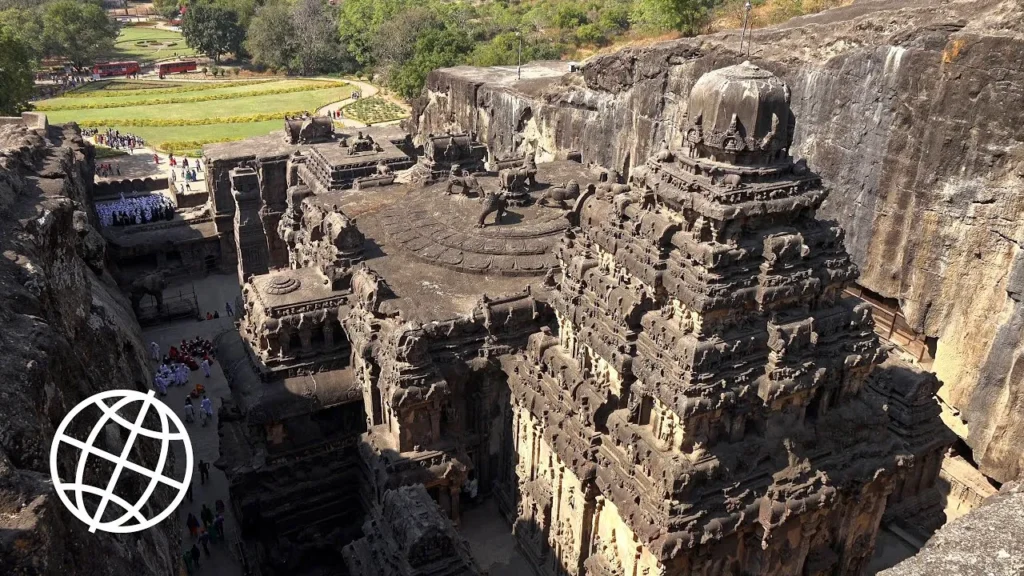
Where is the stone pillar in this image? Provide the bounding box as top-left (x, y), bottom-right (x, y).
top-left (258, 156), bottom-right (290, 269)
top-left (449, 486), bottom-right (461, 526)
top-left (231, 167), bottom-right (270, 285)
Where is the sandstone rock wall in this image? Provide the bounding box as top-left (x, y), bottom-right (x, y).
top-left (410, 0), bottom-right (1024, 483)
top-left (0, 119), bottom-right (179, 575)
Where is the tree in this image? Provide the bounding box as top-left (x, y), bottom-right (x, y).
top-left (0, 28), bottom-right (34, 115)
top-left (246, 2), bottom-right (295, 71)
top-left (468, 32), bottom-right (562, 68)
top-left (291, 0), bottom-right (341, 76)
top-left (630, 0), bottom-right (716, 35)
top-left (41, 0), bottom-right (118, 67)
top-left (369, 6), bottom-right (440, 84)
top-left (337, 0), bottom-right (414, 69)
top-left (389, 26), bottom-right (473, 99)
top-left (182, 3), bottom-right (244, 63)
top-left (0, 7), bottom-right (45, 55)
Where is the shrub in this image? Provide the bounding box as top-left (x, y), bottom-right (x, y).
top-left (62, 79), bottom-right (274, 99)
top-left (75, 109), bottom-right (315, 127)
top-left (341, 96), bottom-right (407, 124)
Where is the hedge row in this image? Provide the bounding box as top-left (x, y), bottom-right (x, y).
top-left (76, 110), bottom-right (311, 128)
top-left (38, 81), bottom-right (348, 111)
top-left (157, 137), bottom-right (247, 155)
top-left (63, 79), bottom-right (275, 99)
top-left (342, 97), bottom-right (408, 125)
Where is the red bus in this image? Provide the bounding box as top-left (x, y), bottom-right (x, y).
top-left (93, 61), bottom-right (140, 77)
top-left (158, 60), bottom-right (197, 79)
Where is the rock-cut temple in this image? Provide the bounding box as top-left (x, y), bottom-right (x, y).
top-left (186, 62), bottom-right (953, 576)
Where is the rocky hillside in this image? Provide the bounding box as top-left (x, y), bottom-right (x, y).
top-left (410, 0), bottom-right (1024, 484)
top-left (0, 116), bottom-right (178, 575)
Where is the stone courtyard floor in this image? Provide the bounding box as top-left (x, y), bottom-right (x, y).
top-left (143, 274), bottom-right (243, 576)
top-left (460, 498), bottom-right (533, 576)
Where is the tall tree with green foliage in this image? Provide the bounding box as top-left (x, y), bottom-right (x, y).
top-left (291, 0), bottom-right (341, 76)
top-left (468, 32), bottom-right (563, 67)
top-left (337, 0), bottom-right (414, 69)
top-left (245, 1), bottom-right (294, 71)
top-left (369, 6), bottom-right (440, 84)
top-left (41, 0), bottom-right (118, 67)
top-left (0, 7), bottom-right (45, 55)
top-left (630, 0), bottom-right (716, 35)
top-left (389, 26), bottom-right (473, 99)
top-left (0, 28), bottom-right (34, 115)
top-left (182, 3), bottom-right (244, 63)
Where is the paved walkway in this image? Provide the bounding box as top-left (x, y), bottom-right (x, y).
top-left (460, 498), bottom-right (532, 576)
top-left (143, 274), bottom-right (242, 576)
top-left (91, 139), bottom-right (208, 195)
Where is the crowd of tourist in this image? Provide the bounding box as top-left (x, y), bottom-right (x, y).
top-left (183, 496), bottom-right (226, 573)
top-left (82, 128), bottom-right (145, 152)
top-left (95, 193), bottom-right (175, 227)
top-left (96, 163), bottom-right (121, 177)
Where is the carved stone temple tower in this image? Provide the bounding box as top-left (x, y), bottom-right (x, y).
top-left (505, 62), bottom-right (909, 576)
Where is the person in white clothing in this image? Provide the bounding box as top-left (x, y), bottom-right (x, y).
top-left (200, 395), bottom-right (213, 419)
top-left (150, 341), bottom-right (160, 361)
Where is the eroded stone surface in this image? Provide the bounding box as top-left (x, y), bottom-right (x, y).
top-left (880, 482), bottom-right (1024, 576)
top-left (0, 119), bottom-right (179, 575)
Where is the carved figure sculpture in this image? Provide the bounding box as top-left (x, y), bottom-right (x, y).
top-left (538, 180), bottom-right (580, 208)
top-left (376, 161), bottom-right (393, 176)
top-left (128, 271), bottom-right (167, 314)
top-left (446, 169), bottom-right (483, 197)
top-left (477, 190), bottom-right (507, 227)
top-left (348, 132), bottom-right (378, 154)
top-left (499, 153), bottom-right (538, 190)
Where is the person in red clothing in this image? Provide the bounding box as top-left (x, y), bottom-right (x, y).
top-left (186, 513), bottom-right (200, 537)
top-left (153, 153), bottom-right (159, 164)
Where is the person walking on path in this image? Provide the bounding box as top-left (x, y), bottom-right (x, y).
top-left (186, 513), bottom-right (200, 537)
top-left (198, 527), bottom-right (211, 555)
top-left (190, 544), bottom-right (201, 569)
top-left (153, 153), bottom-right (159, 165)
top-left (200, 358), bottom-right (211, 378)
top-left (201, 395), bottom-right (214, 423)
top-left (150, 341), bottom-right (160, 361)
top-left (200, 503), bottom-right (214, 529)
top-left (199, 460), bottom-right (210, 485)
top-left (186, 480), bottom-right (193, 503)
top-left (213, 512), bottom-right (225, 541)
top-left (184, 397), bottom-right (195, 423)
top-left (225, 301), bottom-right (233, 317)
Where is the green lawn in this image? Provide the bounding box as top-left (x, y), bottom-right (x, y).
top-left (106, 26), bottom-right (197, 61)
top-left (41, 79), bottom-right (334, 109)
top-left (105, 120), bottom-right (284, 150)
top-left (45, 85), bottom-right (352, 123)
top-left (46, 78), bottom-right (353, 152)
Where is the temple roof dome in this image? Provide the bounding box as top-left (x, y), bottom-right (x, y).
top-left (685, 61), bottom-right (794, 163)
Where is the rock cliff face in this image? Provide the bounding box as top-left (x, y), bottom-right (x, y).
top-left (0, 116), bottom-right (179, 575)
top-left (410, 0), bottom-right (1024, 483)
top-left (880, 482), bottom-right (1024, 576)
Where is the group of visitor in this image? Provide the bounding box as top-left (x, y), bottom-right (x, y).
top-left (84, 128), bottom-right (145, 152)
top-left (183, 497), bottom-right (226, 573)
top-left (152, 361), bottom-right (192, 396)
top-left (96, 163), bottom-right (120, 177)
top-left (95, 193), bottom-right (175, 227)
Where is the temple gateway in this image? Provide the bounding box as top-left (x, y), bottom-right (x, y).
top-left (199, 63), bottom-right (952, 576)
